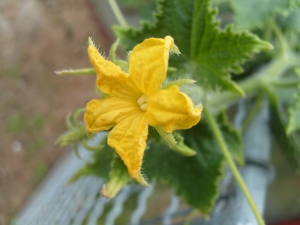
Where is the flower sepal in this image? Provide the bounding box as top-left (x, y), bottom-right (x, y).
top-left (155, 127), bottom-right (196, 157)
top-left (102, 153), bottom-right (132, 198)
top-left (170, 132), bottom-right (196, 157)
top-left (155, 127), bottom-right (177, 146)
top-left (136, 172), bottom-right (150, 188)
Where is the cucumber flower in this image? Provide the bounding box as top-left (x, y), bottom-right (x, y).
top-left (84, 36), bottom-right (202, 186)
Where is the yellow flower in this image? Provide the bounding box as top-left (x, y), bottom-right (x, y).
top-left (84, 36), bottom-right (202, 186)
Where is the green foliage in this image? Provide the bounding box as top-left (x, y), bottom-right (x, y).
top-left (114, 0), bottom-right (272, 95)
top-left (58, 0), bottom-right (300, 220)
top-left (231, 0), bottom-right (291, 30)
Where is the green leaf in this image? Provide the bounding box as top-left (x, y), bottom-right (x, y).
top-left (114, 0), bottom-right (272, 95)
top-left (68, 137), bottom-right (114, 184)
top-left (143, 111), bottom-right (242, 214)
top-left (231, 0), bottom-right (291, 30)
top-left (269, 89), bottom-right (300, 176)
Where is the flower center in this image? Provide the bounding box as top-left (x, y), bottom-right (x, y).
top-left (137, 94), bottom-right (148, 112)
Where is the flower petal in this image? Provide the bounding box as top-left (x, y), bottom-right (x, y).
top-left (147, 85), bottom-right (201, 133)
top-left (84, 97), bottom-right (139, 133)
top-left (88, 45), bottom-right (140, 98)
top-left (107, 113), bottom-right (148, 180)
top-left (128, 36), bottom-right (175, 95)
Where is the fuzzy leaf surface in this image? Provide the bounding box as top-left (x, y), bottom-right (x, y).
top-left (114, 0), bottom-right (271, 95)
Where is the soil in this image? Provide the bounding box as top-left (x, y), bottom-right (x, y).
top-left (0, 0), bottom-right (112, 223)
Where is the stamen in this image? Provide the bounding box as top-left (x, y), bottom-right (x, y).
top-left (137, 94), bottom-right (148, 112)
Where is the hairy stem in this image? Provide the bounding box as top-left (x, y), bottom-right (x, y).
top-left (203, 108), bottom-right (265, 225)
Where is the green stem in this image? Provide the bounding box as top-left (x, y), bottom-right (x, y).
top-left (203, 108), bottom-right (265, 225)
top-left (108, 0), bottom-right (128, 27)
top-left (270, 20), bottom-right (289, 54)
top-left (55, 68), bottom-right (96, 76)
top-left (242, 92), bottom-right (263, 133)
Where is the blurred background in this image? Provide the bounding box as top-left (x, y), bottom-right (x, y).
top-left (0, 0), bottom-right (105, 223)
top-left (1, 1), bottom-right (300, 225)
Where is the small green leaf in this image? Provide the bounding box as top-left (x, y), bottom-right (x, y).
top-left (231, 0), bottom-right (291, 30)
top-left (114, 0), bottom-right (272, 95)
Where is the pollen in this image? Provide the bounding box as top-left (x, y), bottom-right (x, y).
top-left (137, 94), bottom-right (148, 112)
